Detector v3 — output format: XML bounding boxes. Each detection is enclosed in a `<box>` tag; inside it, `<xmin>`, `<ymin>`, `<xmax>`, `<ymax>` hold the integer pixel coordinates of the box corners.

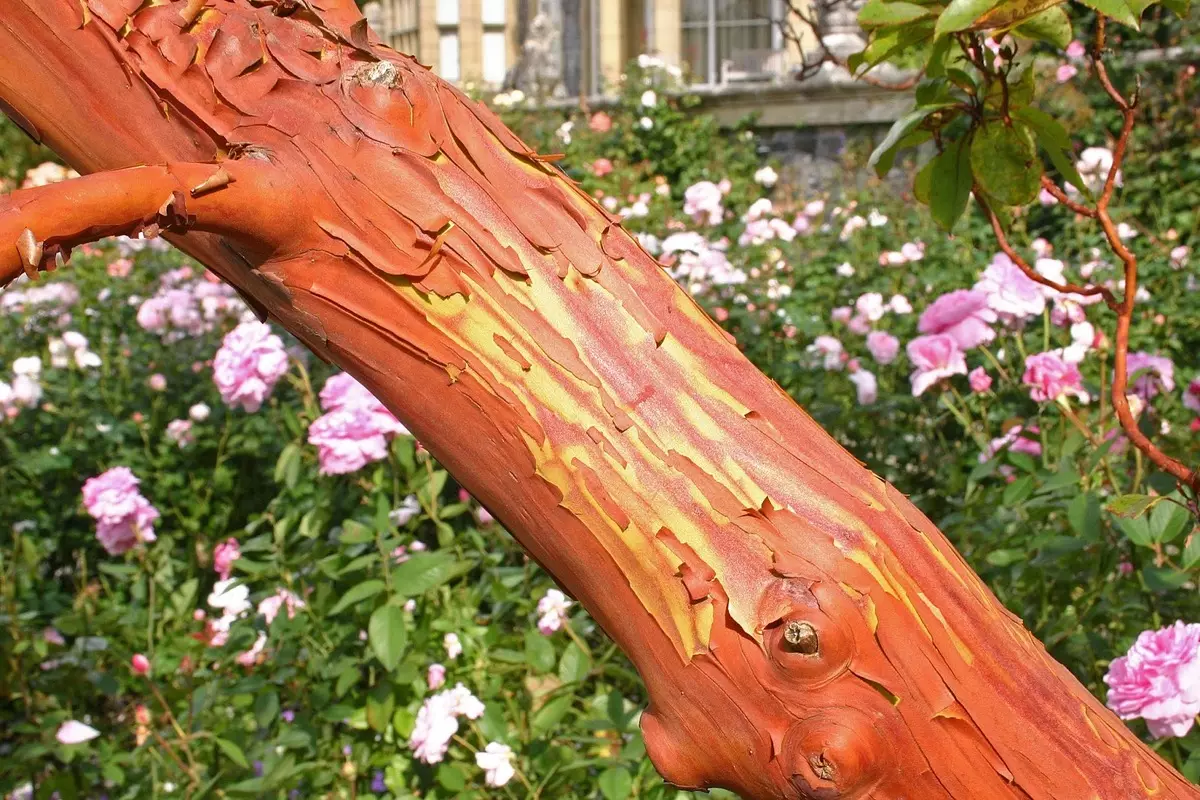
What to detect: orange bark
<box><xmin>0</xmin><ymin>2</ymin><xmax>1195</xmax><ymax>797</ymax></box>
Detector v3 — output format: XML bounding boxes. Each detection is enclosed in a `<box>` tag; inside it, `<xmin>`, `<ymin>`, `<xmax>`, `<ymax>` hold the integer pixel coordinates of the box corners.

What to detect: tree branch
<box><xmin>0</xmin><ymin>162</ymin><xmax>290</xmax><ymax>288</ymax></box>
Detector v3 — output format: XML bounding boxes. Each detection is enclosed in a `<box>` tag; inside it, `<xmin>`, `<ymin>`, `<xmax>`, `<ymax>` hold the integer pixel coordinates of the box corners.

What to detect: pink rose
<box><xmin>82</xmin><ymin>467</ymin><xmax>160</xmax><ymax>555</ymax></box>
<box><xmin>1126</xmin><ymin>352</ymin><xmax>1176</xmax><ymax>400</ymax></box>
<box><xmin>866</xmin><ymin>331</ymin><xmax>899</xmax><ymax>365</ymax></box>
<box><xmin>1056</xmin><ymin>63</ymin><xmax>1078</xmax><ymax>82</ymax></box>
<box><xmin>212</xmin><ymin>322</ymin><xmax>289</xmax><ymax>413</ymax></box>
<box><xmin>907</xmin><ymin>334</ymin><xmax>967</xmax><ymax>397</ymax></box>
<box><xmin>1105</xmin><ymin>622</ymin><xmax>1200</xmax><ymax>738</ymax></box>
<box><xmin>213</xmin><ymin>538</ymin><xmax>241</xmax><ymax>581</ymax></box>
<box><xmin>968</xmin><ymin>367</ymin><xmax>992</xmax><ymax>393</ymax></box>
<box><xmin>1066</xmin><ymin>40</ymin><xmax>1086</xmax><ymax>59</ymax></box>
<box><xmin>591</xmin><ymin>158</ymin><xmax>613</xmax><ymax>177</ymax></box>
<box><xmin>1184</xmin><ymin>377</ymin><xmax>1200</xmax><ymax>413</ymax></box>
<box><xmin>975</xmin><ymin>254</ymin><xmax>1046</xmax><ymax>320</ymax></box>
<box><xmin>107</xmin><ymin>258</ymin><xmax>133</xmax><ymax>278</ymax></box>
<box><xmin>849</xmin><ymin>369</ymin><xmax>878</xmax><ymax>405</ymax></box>
<box><xmin>428</xmin><ymin>663</ymin><xmax>447</xmax><ymax>690</ymax></box>
<box><xmin>131</xmin><ymin>653</ymin><xmax>151</xmax><ymax>675</ymax></box>
<box><xmin>831</xmin><ymin>306</ymin><xmax>853</xmax><ymax>324</ymax></box>
<box><xmin>980</xmin><ymin>424</ymin><xmax>1042</xmax><ymax>461</ymax></box>
<box><xmin>919</xmin><ymin>290</ymin><xmax>997</xmax><ymax>350</ymax></box>
<box><xmin>1022</xmin><ymin>351</ymin><xmax>1088</xmax><ymax>403</ymax></box>
<box><xmin>589</xmin><ymin>112</ymin><xmax>612</xmax><ymax>133</ymax></box>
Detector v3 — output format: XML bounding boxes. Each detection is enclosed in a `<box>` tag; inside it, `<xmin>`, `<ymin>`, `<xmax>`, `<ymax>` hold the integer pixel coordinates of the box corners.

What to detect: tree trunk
<box><xmin>0</xmin><ymin>2</ymin><xmax>1193</xmax><ymax>797</ymax></box>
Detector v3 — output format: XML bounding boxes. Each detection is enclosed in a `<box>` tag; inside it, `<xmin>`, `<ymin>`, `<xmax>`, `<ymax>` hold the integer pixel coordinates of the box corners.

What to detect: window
<box><xmin>681</xmin><ymin>0</ymin><xmax>780</xmax><ymax>85</ymax></box>
<box><xmin>391</xmin><ymin>0</ymin><xmax>419</xmax><ymax>58</ymax></box>
<box><xmin>481</xmin><ymin>0</ymin><xmax>506</xmax><ymax>26</ymax></box>
<box><xmin>481</xmin><ymin>31</ymin><xmax>507</xmax><ymax>86</ymax></box>
<box><xmin>436</xmin><ymin>0</ymin><xmax>459</xmax><ymax>26</ymax></box>
<box><xmin>438</xmin><ymin>32</ymin><xmax>460</xmax><ymax>82</ymax></box>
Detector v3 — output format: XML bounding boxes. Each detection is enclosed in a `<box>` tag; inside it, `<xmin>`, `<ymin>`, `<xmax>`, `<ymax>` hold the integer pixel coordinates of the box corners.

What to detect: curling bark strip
<box><xmin>0</xmin><ymin>1</ymin><xmax>1195</xmax><ymax>797</ymax></box>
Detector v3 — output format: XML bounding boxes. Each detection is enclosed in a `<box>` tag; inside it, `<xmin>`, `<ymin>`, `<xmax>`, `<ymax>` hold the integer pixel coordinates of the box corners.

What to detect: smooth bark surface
<box><xmin>0</xmin><ymin>2</ymin><xmax>1194</xmax><ymax>797</ymax></box>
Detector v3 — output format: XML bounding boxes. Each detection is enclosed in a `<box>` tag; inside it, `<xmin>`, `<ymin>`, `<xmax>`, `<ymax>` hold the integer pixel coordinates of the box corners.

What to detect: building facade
<box><xmin>363</xmin><ymin>0</ymin><xmax>831</xmax><ymax>95</ymax></box>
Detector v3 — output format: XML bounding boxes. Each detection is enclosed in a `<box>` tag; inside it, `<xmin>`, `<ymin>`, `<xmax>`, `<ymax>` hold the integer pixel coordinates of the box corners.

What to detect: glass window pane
<box><xmin>482</xmin><ymin>0</ymin><xmax>506</xmax><ymax>25</ymax></box>
<box><xmin>716</xmin><ymin>0</ymin><xmax>773</xmax><ymax>21</ymax></box>
<box><xmin>437</xmin><ymin>0</ymin><xmax>459</xmax><ymax>25</ymax></box>
<box><xmin>681</xmin><ymin>27</ymin><xmax>709</xmax><ymax>83</ymax></box>
<box><xmin>482</xmin><ymin>31</ymin><xmax>507</xmax><ymax>85</ymax></box>
<box><xmin>716</xmin><ymin>19</ymin><xmax>772</xmax><ymax>70</ymax></box>
<box><xmin>682</xmin><ymin>0</ymin><xmax>710</xmax><ymax>22</ymax></box>
<box><xmin>438</xmin><ymin>32</ymin><xmax>460</xmax><ymax>81</ymax></box>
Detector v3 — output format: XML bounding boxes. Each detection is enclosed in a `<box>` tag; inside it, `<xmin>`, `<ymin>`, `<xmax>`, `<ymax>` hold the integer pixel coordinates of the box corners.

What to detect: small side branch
<box><xmin>0</xmin><ymin>161</ymin><xmax>288</xmax><ymax>288</ymax></box>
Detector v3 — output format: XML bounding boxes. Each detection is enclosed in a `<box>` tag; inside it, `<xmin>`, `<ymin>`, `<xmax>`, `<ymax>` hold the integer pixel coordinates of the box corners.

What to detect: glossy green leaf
<box><xmin>328</xmin><ymin>579</ymin><xmax>385</xmax><ymax>615</ymax></box>
<box><xmin>558</xmin><ymin>642</ymin><xmax>592</xmax><ymax>684</ymax></box>
<box><xmin>859</xmin><ymin>0</ymin><xmax>936</xmax><ymax>27</ymax></box>
<box><xmin>1076</xmin><ymin>0</ymin><xmax>1141</xmax><ymax>27</ymax></box>
<box><xmin>599</xmin><ymin>767</ymin><xmax>634</xmax><ymax>800</ymax></box>
<box><xmin>525</xmin><ymin>629</ymin><xmax>557</xmax><ymax>673</ymax></box>
<box><xmin>1149</xmin><ymin>496</ymin><xmax>1191</xmax><ymax>543</ymax></box>
<box><xmin>368</xmin><ymin>605</ymin><xmax>408</xmax><ymax>671</ymax></box>
<box><xmin>929</xmin><ymin>137</ymin><xmax>973</xmax><ymax>230</ymax></box>
<box><xmin>936</xmin><ymin>0</ymin><xmax>1003</xmax><ymax>36</ymax></box>
<box><xmin>1107</xmin><ymin>494</ymin><xmax>1161</xmax><ymax>519</ymax></box>
<box><xmin>213</xmin><ymin>737</ymin><xmax>249</xmax><ymax>769</ymax></box>
<box><xmin>1067</xmin><ymin>493</ymin><xmax>1102</xmax><ymax>539</ymax></box>
<box><xmin>970</xmin><ymin>122</ymin><xmax>1041</xmax><ymax>205</ymax></box>
<box><xmin>869</xmin><ymin>104</ymin><xmax>954</xmax><ymax>174</ymax></box>
<box><xmin>390</xmin><ymin>552</ymin><xmax>473</xmax><ymax>598</ymax></box>
<box><xmin>1013</xmin><ymin>6</ymin><xmax>1072</xmax><ymax>48</ymax></box>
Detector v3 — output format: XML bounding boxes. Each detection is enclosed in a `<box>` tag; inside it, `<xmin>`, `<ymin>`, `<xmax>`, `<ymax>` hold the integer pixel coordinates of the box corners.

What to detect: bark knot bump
<box><xmin>784</xmin><ymin>620</ymin><xmax>820</xmax><ymax>655</ymax></box>
<box><xmin>352</xmin><ymin>60</ymin><xmax>401</xmax><ymax>88</ymax></box>
<box><xmin>809</xmin><ymin>752</ymin><xmax>836</xmax><ymax>782</ymax></box>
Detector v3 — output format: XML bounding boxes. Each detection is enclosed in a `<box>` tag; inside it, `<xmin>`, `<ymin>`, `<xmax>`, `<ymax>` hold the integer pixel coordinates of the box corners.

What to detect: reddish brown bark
<box><xmin>0</xmin><ymin>2</ymin><xmax>1195</xmax><ymax>797</ymax></box>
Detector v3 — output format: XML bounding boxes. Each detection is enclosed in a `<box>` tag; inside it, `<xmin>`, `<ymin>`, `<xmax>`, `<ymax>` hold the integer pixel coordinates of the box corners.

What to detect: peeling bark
<box><xmin>0</xmin><ymin>2</ymin><xmax>1195</xmax><ymax>797</ymax></box>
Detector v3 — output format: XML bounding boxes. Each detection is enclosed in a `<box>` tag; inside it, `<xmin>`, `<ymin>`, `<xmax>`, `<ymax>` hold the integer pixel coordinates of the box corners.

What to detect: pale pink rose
<box><xmin>855</xmin><ymin>292</ymin><xmax>886</xmax><ymax>322</ymax></box>
<box><xmin>1184</xmin><ymin>377</ymin><xmax>1200</xmax><ymax>413</ymax></box>
<box><xmin>258</xmin><ymin>588</ymin><xmax>305</xmax><ymax>625</ymax></box>
<box><xmin>808</xmin><ymin>335</ymin><xmax>844</xmax><ymax>371</ymax></box>
<box><xmin>1023</xmin><ymin>351</ymin><xmax>1088</xmax><ymax>403</ymax></box>
<box><xmin>476</xmin><ymin>742</ymin><xmax>516</xmax><ymax>787</ymax></box>
<box><xmin>968</xmin><ymin>367</ymin><xmax>992</xmax><ymax>393</ymax></box>
<box><xmin>131</xmin><ymin>653</ymin><xmax>151</xmax><ymax>675</ymax></box>
<box><xmin>444</xmin><ymin>632</ymin><xmax>463</xmax><ymax>660</ymax></box>
<box><xmin>1066</xmin><ymin>40</ymin><xmax>1086</xmax><ymax>58</ymax></box>
<box><xmin>212</xmin><ymin>538</ymin><xmax>241</xmax><ymax>581</ymax></box>
<box><xmin>1056</xmin><ymin>63</ymin><xmax>1077</xmax><ymax>82</ymax></box>
<box><xmin>1039</xmin><ymin>187</ymin><xmax>1059</xmax><ymax>206</ymax></box>
<box><xmin>918</xmin><ymin>290</ymin><xmax>997</xmax><ymax>350</ymax></box>
<box><xmin>56</xmin><ymin>720</ymin><xmax>100</xmax><ymax>745</ymax></box>
<box><xmin>165</xmin><ymin>419</ymin><xmax>194</xmax><ymax>447</ymax></box>
<box><xmin>1106</xmin><ymin>622</ymin><xmax>1200</xmax><ymax>738</ymax></box>
<box><xmin>974</xmin><ymin>254</ymin><xmax>1046</xmax><ymax>320</ymax></box>
<box><xmin>212</xmin><ymin>322</ymin><xmax>289</xmax><ymax>413</ymax></box>
<box><xmin>235</xmin><ymin>632</ymin><xmax>267</xmax><ymax>667</ymax></box>
<box><xmin>308</xmin><ymin>405</ymin><xmax>408</xmax><ymax>475</ymax></box>
<box><xmin>591</xmin><ymin>158</ymin><xmax>613</xmax><ymax>177</ymax></box>
<box><xmin>82</xmin><ymin>467</ymin><xmax>160</xmax><ymax>555</ymax></box>
<box><xmin>589</xmin><ymin>111</ymin><xmax>612</xmax><ymax>132</ymax></box>
<box><xmin>107</xmin><ymin>258</ymin><xmax>133</xmax><ymax>278</ymax></box>
<box><xmin>428</xmin><ymin>663</ymin><xmax>447</xmax><ymax>690</ymax></box>
<box><xmin>1126</xmin><ymin>352</ymin><xmax>1176</xmax><ymax>399</ymax></box>
<box><xmin>849</xmin><ymin>369</ymin><xmax>878</xmax><ymax>405</ymax></box>
<box><xmin>683</xmin><ymin>181</ymin><xmax>725</xmax><ymax>226</ymax></box>
<box><xmin>537</xmin><ymin>589</ymin><xmax>573</xmax><ymax>635</ymax></box>
<box><xmin>980</xmin><ymin>424</ymin><xmax>1042</xmax><ymax>461</ymax></box>
<box><xmin>907</xmin><ymin>334</ymin><xmax>967</xmax><ymax>397</ymax></box>
<box><xmin>476</xmin><ymin>506</ymin><xmax>495</xmax><ymax>525</ymax></box>
<box><xmin>831</xmin><ymin>306</ymin><xmax>853</xmax><ymax>324</ymax></box>
<box><xmin>889</xmin><ymin>295</ymin><xmax>912</xmax><ymax>314</ymax></box>
<box><xmin>43</xmin><ymin>627</ymin><xmax>65</xmax><ymax>646</ymax></box>
<box><xmin>866</xmin><ymin>331</ymin><xmax>899</xmax><ymax>365</ymax></box>
<box><xmin>1170</xmin><ymin>246</ymin><xmax>1189</xmax><ymax>269</ymax></box>
<box><xmin>147</xmin><ymin>373</ymin><xmax>167</xmax><ymax>392</ymax></box>
<box><xmin>847</xmin><ymin>315</ymin><xmax>872</xmax><ymax>336</ymax></box>
<box><xmin>409</xmin><ymin>683</ymin><xmax>485</xmax><ymax>764</ymax></box>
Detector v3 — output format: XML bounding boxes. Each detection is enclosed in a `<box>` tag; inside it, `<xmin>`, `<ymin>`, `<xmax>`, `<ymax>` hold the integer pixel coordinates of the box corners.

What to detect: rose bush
<box><xmin>2</xmin><ymin>33</ymin><xmax>1200</xmax><ymax>797</ymax></box>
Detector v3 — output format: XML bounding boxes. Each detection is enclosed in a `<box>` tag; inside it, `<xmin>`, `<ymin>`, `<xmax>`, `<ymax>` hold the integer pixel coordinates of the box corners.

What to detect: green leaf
<box><xmin>869</xmin><ymin>104</ymin><xmax>954</xmax><ymax>175</ymax></box>
<box><xmin>531</xmin><ymin>694</ymin><xmax>573</xmax><ymax>733</ymax></box>
<box><xmin>390</xmin><ymin>552</ymin><xmax>474</xmax><ymax>598</ymax></box>
<box><xmin>436</xmin><ymin>764</ymin><xmax>466</xmax><ymax>792</ymax></box>
<box><xmin>913</xmin><ymin>157</ymin><xmax>936</xmax><ymax>205</ymax></box>
<box><xmin>254</xmin><ymin>691</ymin><xmax>279</xmax><ymax>729</ymax></box>
<box><xmin>1143</xmin><ymin>566</ymin><xmax>1189</xmax><ymax>591</ymax></box>
<box><xmin>972</xmin><ymin>0</ymin><xmax>1066</xmax><ymax>28</ymax></box>
<box><xmin>936</xmin><ymin>0</ymin><xmax>1003</xmax><ymax>36</ymax></box>
<box><xmin>970</xmin><ymin>122</ymin><xmax>1041</xmax><ymax>206</ymax></box>
<box><xmin>1149</xmin><ymin>496</ymin><xmax>1191</xmax><ymax>543</ymax></box>
<box><xmin>366</xmin><ymin>683</ymin><xmax>394</xmax><ymax>733</ymax></box>
<box><xmin>1183</xmin><ymin>532</ymin><xmax>1200</xmax><ymax>569</ymax></box>
<box><xmin>368</xmin><ymin>605</ymin><xmax>408</xmax><ymax>671</ymax></box>
<box><xmin>1076</xmin><ymin>0</ymin><xmax>1141</xmax><ymax>27</ymax></box>
<box><xmin>1068</xmin><ymin>493</ymin><xmax>1101</xmax><ymax>539</ymax></box>
<box><xmin>598</xmin><ymin>766</ymin><xmax>634</xmax><ymax>800</ymax></box>
<box><xmin>214</xmin><ymin>737</ymin><xmax>249</xmax><ymax>769</ymax></box>
<box><xmin>1013</xmin><ymin>6</ymin><xmax>1072</xmax><ymax>47</ymax></box>
<box><xmin>1106</xmin><ymin>494</ymin><xmax>1161</xmax><ymax>519</ymax></box>
<box><xmin>929</xmin><ymin>138</ymin><xmax>973</xmax><ymax>230</ymax></box>
<box><xmin>985</xmin><ymin>548</ymin><xmax>1025</xmax><ymax>566</ymax></box>
<box><xmin>1117</xmin><ymin>516</ymin><xmax>1155</xmax><ymax>547</ymax></box>
<box><xmin>1002</xmin><ymin>474</ymin><xmax>1035</xmax><ymax>505</ymax></box>
<box><xmin>525</xmin><ymin>630</ymin><xmax>557</xmax><ymax>673</ymax></box>
<box><xmin>1160</xmin><ymin>0</ymin><xmax>1190</xmax><ymax>15</ymax></box>
<box><xmin>859</xmin><ymin>0</ymin><xmax>936</xmax><ymax>26</ymax></box>
<box><xmin>558</xmin><ymin>642</ymin><xmax>592</xmax><ymax>684</ymax></box>
<box><xmin>328</xmin><ymin>579</ymin><xmax>386</xmax><ymax>616</ymax></box>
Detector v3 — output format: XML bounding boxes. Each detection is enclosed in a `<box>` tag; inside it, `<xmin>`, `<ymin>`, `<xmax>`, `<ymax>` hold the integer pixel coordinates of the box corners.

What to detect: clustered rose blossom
<box><xmin>808</xmin><ymin>335</ymin><xmax>845</xmax><ymax>371</ymax></box>
<box><xmin>866</xmin><ymin>331</ymin><xmax>899</xmax><ymax>365</ymax></box>
<box><xmin>1105</xmin><ymin>622</ymin><xmax>1200</xmax><ymax>738</ymax></box>
<box><xmin>682</xmin><ymin>181</ymin><xmax>725</xmax><ymax>226</ymax></box>
<box><xmin>848</xmin><ymin>369</ymin><xmax>878</xmax><ymax>405</ymax></box>
<box><xmin>661</xmin><ymin>233</ymin><xmax>744</xmax><ymax>291</ymax></box>
<box><xmin>212</xmin><ymin>321</ymin><xmax>290</xmax><ymax>412</ymax></box>
<box><xmin>81</xmin><ymin>467</ymin><xmax>160</xmax><ymax>555</ymax></box>
<box><xmin>409</xmin><ymin>683</ymin><xmax>486</xmax><ymax>764</ymax></box>
<box><xmin>907</xmin><ymin>334</ymin><xmax>967</xmax><ymax>396</ymax></box>
<box><xmin>0</xmin><ymin>278</ymin><xmax>79</xmax><ymax>318</ymax></box>
<box><xmin>0</xmin><ymin>356</ymin><xmax>43</xmax><ymax>419</ymax></box>
<box><xmin>137</xmin><ymin>267</ymin><xmax>247</xmax><ymax>341</ymax></box>
<box><xmin>212</xmin><ymin>538</ymin><xmax>241</xmax><ymax>581</ymax></box>
<box><xmin>918</xmin><ymin>290</ymin><xmax>997</xmax><ymax>350</ymax></box>
<box><xmin>259</xmin><ymin>587</ymin><xmax>305</xmax><ymax>625</ymax></box>
<box><xmin>307</xmin><ymin>372</ymin><xmax>410</xmax><ymax>475</ymax></box>
<box><xmin>1125</xmin><ymin>352</ymin><xmax>1176</xmax><ymax>400</ymax></box>
<box><xmin>1022</xmin><ymin>352</ymin><xmax>1088</xmax><ymax>403</ymax></box>
<box><xmin>974</xmin><ymin>254</ymin><xmax>1045</xmax><ymax>320</ymax></box>
<box><xmin>536</xmin><ymin>589</ymin><xmax>573</xmax><ymax>635</ymax></box>
<box><xmin>476</xmin><ymin>742</ymin><xmax>516</xmax><ymax>787</ymax></box>
<box><xmin>968</xmin><ymin>367</ymin><xmax>992</xmax><ymax>393</ymax></box>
